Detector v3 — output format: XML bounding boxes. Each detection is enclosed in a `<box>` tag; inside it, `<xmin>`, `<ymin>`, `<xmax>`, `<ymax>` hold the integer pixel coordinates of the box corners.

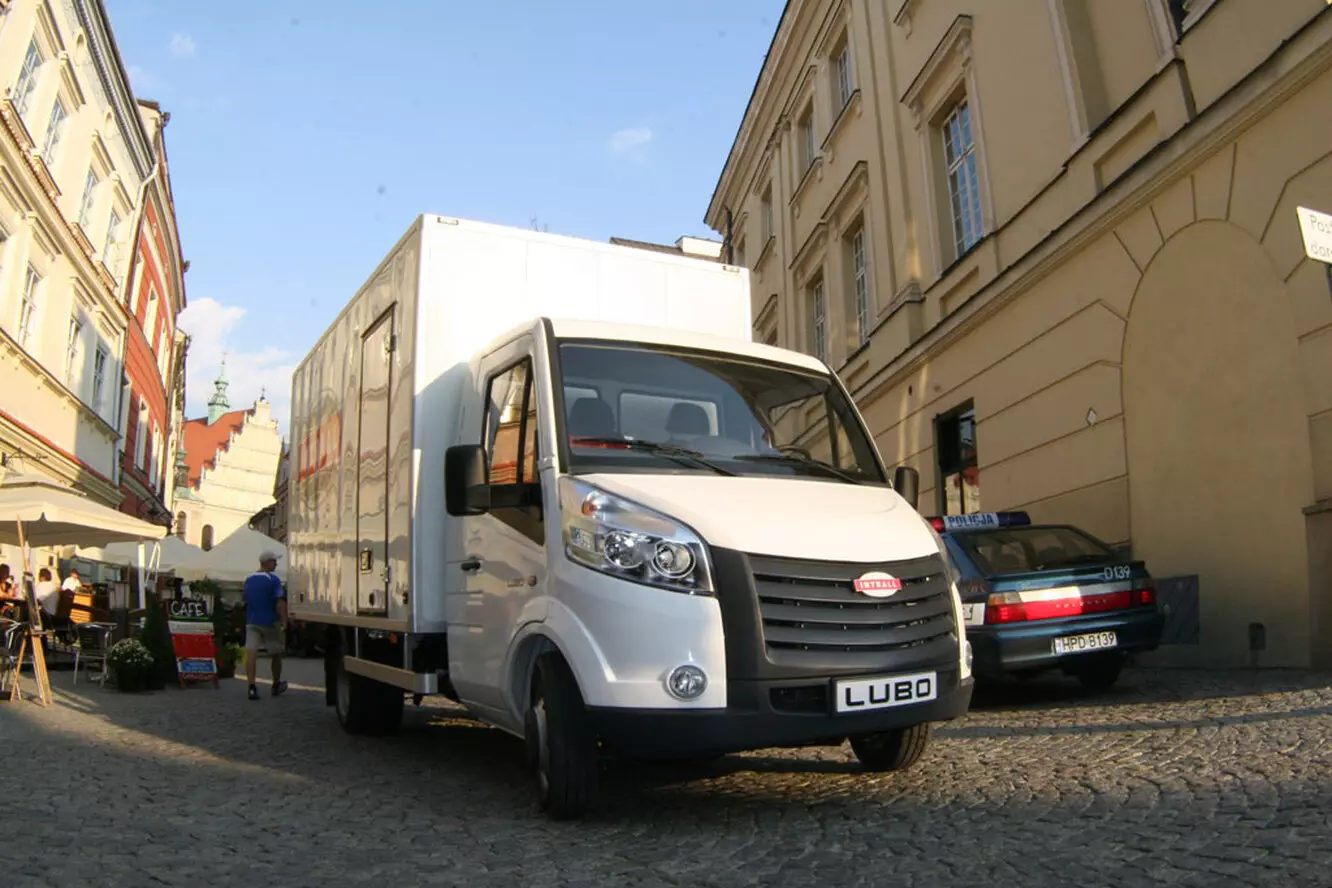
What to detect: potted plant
<box><xmin>216</xmin><ymin>642</ymin><xmax>243</xmax><ymax>679</ymax></box>
<box><xmin>106</xmin><ymin>638</ymin><xmax>155</xmax><ymax>693</ymax></box>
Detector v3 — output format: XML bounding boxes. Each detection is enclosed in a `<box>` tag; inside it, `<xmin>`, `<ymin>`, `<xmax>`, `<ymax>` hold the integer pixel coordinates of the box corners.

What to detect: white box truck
<box><xmin>287</xmin><ymin>214</ymin><xmax>974</xmax><ymax>819</ymax></box>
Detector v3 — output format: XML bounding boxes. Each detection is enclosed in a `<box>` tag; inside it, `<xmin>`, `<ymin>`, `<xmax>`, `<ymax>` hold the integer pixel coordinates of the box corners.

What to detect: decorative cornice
<box><xmin>70</xmin><ymin>0</ymin><xmax>152</xmax><ymax>178</ymax></box>
<box><xmin>894</xmin><ymin>0</ymin><xmax>922</xmax><ymax>30</ymax></box>
<box><xmin>901</xmin><ymin>15</ymin><xmax>974</xmax><ymax>119</ymax></box>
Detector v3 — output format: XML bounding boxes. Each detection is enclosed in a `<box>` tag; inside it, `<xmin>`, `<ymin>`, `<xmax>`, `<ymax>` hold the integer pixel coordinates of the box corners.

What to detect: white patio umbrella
<box><xmin>0</xmin><ymin>472</ymin><xmax>168</xmax><ymax>549</ymax></box>
<box><xmin>82</xmin><ymin>533</ymin><xmax>205</xmax><ymax>571</ymax></box>
<box><xmin>175</xmin><ymin>525</ymin><xmax>286</xmax><ymax>583</ymax></box>
<box><xmin>0</xmin><ymin>469</ymin><xmax>166</xmax><ymax>706</ymax></box>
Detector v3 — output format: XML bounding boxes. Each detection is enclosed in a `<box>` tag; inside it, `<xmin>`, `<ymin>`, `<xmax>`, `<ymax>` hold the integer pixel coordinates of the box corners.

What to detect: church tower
<box><xmin>206</xmin><ymin>356</ymin><xmax>231</xmax><ymax>425</ymax></box>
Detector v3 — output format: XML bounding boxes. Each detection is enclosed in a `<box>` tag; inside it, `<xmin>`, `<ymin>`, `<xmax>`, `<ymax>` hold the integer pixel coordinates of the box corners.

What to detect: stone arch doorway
<box><xmin>1123</xmin><ymin>221</ymin><xmax>1313</xmax><ymax>667</ymax></box>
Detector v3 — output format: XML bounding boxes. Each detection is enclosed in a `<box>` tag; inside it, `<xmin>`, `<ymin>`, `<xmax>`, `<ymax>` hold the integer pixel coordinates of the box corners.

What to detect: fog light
<box><xmin>666</xmin><ymin>665</ymin><xmax>707</xmax><ymax>700</ymax></box>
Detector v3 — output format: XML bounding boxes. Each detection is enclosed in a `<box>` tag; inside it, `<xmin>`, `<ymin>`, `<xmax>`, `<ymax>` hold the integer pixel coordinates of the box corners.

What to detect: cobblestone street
<box><xmin>1</xmin><ymin>658</ymin><xmax>1330</xmax><ymax>887</ymax></box>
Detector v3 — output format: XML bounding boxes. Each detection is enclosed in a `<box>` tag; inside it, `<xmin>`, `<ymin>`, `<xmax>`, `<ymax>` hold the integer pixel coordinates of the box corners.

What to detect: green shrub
<box><xmin>138</xmin><ymin>594</ymin><xmax>177</xmax><ymax>688</ymax></box>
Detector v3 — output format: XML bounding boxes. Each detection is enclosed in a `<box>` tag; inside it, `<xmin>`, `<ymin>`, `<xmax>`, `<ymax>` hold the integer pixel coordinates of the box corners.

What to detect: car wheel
<box><xmin>1075</xmin><ymin>652</ymin><xmax>1124</xmax><ymax>691</ymax></box>
<box><xmin>849</xmin><ymin>722</ymin><xmax>932</xmax><ymax>772</ymax></box>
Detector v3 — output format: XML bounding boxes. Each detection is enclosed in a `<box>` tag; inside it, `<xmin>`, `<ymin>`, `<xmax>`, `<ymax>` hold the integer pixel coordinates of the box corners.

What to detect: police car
<box><xmin>931</xmin><ymin>511</ymin><xmax>1164</xmax><ymax>690</ymax></box>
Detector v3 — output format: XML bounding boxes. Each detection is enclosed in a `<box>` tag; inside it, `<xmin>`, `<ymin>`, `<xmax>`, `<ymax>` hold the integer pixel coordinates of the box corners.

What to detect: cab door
<box><xmin>453</xmin><ymin>336</ymin><xmax>549</xmax><ymax>714</ymax></box>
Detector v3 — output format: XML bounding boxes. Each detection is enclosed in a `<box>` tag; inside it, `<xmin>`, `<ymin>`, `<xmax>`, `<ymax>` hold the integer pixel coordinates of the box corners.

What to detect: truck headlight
<box><xmin>559</xmin><ymin>477</ymin><xmax>714</xmax><ymax>595</ymax></box>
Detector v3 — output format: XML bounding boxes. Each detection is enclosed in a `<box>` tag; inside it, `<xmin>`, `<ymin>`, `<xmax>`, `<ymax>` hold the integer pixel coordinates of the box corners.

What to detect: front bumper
<box><xmin>968</xmin><ymin>607</ymin><xmax>1165</xmax><ymax>678</ymax></box>
<box><xmin>589</xmin><ymin>670</ymin><xmax>974</xmax><ymax>760</ymax></box>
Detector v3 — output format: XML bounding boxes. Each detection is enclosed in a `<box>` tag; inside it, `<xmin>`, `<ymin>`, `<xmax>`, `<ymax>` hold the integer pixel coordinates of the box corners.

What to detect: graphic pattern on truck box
<box><xmin>287</xmin><ymin>223</ymin><xmax>420</xmax><ymax>628</ymax></box>
<box><xmin>356</xmin><ymin>306</ymin><xmax>395</xmax><ymax>614</ymax></box>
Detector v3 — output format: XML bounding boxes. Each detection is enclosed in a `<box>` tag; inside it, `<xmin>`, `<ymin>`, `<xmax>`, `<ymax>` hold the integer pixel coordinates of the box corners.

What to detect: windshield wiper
<box><xmin>732</xmin><ymin>452</ymin><xmax>864</xmax><ymax>484</ymax></box>
<box><xmin>569</xmin><ymin>437</ymin><xmax>736</xmax><ymax>477</ymax></box>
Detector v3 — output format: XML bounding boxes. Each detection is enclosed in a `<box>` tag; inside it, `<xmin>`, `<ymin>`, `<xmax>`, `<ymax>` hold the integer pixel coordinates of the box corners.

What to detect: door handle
<box><xmin>460</xmin><ymin>557</ymin><xmax>482</xmax><ymax>573</ymax></box>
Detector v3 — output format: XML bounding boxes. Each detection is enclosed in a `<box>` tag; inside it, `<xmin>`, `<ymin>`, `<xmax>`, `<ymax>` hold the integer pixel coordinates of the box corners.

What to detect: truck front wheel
<box><xmin>849</xmin><ymin>722</ymin><xmax>932</xmax><ymax>772</ymax></box>
<box><xmin>334</xmin><ymin>654</ymin><xmax>405</xmax><ymax>737</ymax></box>
<box><xmin>525</xmin><ymin>652</ymin><xmax>599</xmax><ymax>820</ymax></box>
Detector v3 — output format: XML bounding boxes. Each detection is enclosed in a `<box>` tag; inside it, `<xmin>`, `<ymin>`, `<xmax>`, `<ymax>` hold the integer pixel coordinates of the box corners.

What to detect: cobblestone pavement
<box><xmin>1</xmin><ymin>657</ymin><xmax>1330</xmax><ymax>888</ymax></box>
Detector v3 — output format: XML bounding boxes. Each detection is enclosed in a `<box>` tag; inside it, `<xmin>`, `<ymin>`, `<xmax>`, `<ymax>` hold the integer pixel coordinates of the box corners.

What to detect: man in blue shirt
<box><xmin>243</xmin><ymin>550</ymin><xmax>288</xmax><ymax>701</ymax></box>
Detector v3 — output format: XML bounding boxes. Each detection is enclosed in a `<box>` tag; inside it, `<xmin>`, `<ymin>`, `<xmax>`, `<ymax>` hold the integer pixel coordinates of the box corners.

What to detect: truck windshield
<box><xmin>555</xmin><ymin>340</ymin><xmax>886</xmax><ymax>485</ymax></box>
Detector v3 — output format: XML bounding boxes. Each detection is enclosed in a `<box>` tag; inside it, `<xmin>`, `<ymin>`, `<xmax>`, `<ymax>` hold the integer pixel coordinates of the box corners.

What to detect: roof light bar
<box><xmin>928</xmin><ymin>512</ymin><xmax>1031</xmax><ymax>532</ymax></box>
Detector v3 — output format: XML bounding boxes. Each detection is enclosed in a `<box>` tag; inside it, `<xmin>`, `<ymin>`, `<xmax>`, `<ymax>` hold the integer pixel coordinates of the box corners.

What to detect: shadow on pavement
<box><xmin>3</xmin><ymin>654</ymin><xmax>1331</xmax><ymax>887</ymax></box>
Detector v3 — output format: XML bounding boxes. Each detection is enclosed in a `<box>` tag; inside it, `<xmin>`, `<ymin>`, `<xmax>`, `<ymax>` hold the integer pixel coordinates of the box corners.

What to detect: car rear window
<box><xmin>956</xmin><ymin>526</ymin><xmax>1116</xmax><ymax>576</ymax></box>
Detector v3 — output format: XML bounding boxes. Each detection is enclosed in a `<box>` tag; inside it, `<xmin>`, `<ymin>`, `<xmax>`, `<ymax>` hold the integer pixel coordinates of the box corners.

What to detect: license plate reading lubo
<box><xmin>1052</xmin><ymin>631</ymin><xmax>1117</xmax><ymax>655</ymax></box>
<box><xmin>835</xmin><ymin>671</ymin><xmax>938</xmax><ymax>713</ymax></box>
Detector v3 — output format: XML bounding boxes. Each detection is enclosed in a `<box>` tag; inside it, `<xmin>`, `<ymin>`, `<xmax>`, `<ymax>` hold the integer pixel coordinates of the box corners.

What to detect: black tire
<box><xmin>333</xmin><ymin>654</ymin><xmax>404</xmax><ymax>736</ymax></box>
<box><xmin>849</xmin><ymin>723</ymin><xmax>932</xmax><ymax>772</ymax></box>
<box><xmin>526</xmin><ymin>652</ymin><xmax>599</xmax><ymax>820</ymax></box>
<box><xmin>1075</xmin><ymin>653</ymin><xmax>1123</xmax><ymax>691</ymax></box>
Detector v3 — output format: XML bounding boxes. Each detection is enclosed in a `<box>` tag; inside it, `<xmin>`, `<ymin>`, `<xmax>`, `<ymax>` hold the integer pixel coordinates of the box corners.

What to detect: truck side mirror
<box><xmin>445</xmin><ymin>444</ymin><xmax>490</xmax><ymax>516</ymax></box>
<box><xmin>893</xmin><ymin>466</ymin><xmax>920</xmax><ymax>510</ymax></box>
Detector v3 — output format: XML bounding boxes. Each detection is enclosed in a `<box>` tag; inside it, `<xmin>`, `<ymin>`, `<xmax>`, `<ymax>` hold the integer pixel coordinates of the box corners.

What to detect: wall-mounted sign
<box><xmin>1297</xmin><ymin>206</ymin><xmax>1332</xmax><ymax>264</ymax></box>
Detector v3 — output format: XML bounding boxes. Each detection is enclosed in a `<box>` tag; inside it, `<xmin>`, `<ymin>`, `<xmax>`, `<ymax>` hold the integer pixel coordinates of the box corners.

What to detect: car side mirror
<box><xmin>893</xmin><ymin>466</ymin><xmax>920</xmax><ymax>510</ymax></box>
<box><xmin>445</xmin><ymin>444</ymin><xmax>490</xmax><ymax>516</ymax></box>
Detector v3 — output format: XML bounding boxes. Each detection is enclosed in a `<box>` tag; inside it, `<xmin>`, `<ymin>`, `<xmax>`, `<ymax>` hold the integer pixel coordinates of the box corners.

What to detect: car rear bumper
<box><xmin>588</xmin><ymin>671</ymin><xmax>974</xmax><ymax>760</ymax></box>
<box><xmin>968</xmin><ymin>608</ymin><xmax>1165</xmax><ymax>678</ymax></box>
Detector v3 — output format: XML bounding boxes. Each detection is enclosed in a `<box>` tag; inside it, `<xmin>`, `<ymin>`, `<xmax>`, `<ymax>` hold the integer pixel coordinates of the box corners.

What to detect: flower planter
<box><xmin>105</xmin><ymin>638</ymin><xmax>155</xmax><ymax>693</ymax></box>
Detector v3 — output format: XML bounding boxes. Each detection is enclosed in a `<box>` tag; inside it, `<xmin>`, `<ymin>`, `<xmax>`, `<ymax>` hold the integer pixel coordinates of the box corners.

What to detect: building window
<box><xmin>134</xmin><ymin>406</ymin><xmax>147</xmax><ymax>470</ymax></box>
<box><xmin>201</xmin><ymin>524</ymin><xmax>214</xmax><ymax>551</ymax></box>
<box><xmin>936</xmin><ymin>403</ymin><xmax>979</xmax><ymax>516</ymax></box>
<box><xmin>13</xmin><ymin>39</ymin><xmax>42</xmax><ymax>118</ymax></box>
<box><xmin>942</xmin><ymin>99</ymin><xmax>985</xmax><ymax>256</ymax></box>
<box><xmin>1167</xmin><ymin>0</ymin><xmax>1193</xmax><ymax>33</ymax></box>
<box><xmin>175</xmin><ymin>511</ymin><xmax>187</xmax><ymax>540</ymax></box>
<box><xmin>835</xmin><ymin>41</ymin><xmax>854</xmax><ymax>108</ymax></box>
<box><xmin>103</xmin><ymin>209</ymin><xmax>121</xmax><ymax>264</ymax></box>
<box><xmin>64</xmin><ymin>314</ymin><xmax>83</xmax><ymax>386</ymax></box>
<box><xmin>144</xmin><ymin>285</ymin><xmax>159</xmax><ymax>341</ymax></box>
<box><xmin>149</xmin><ymin>422</ymin><xmax>161</xmax><ymax>488</ymax></box>
<box><xmin>850</xmin><ymin>226</ymin><xmax>870</xmax><ymax>345</ymax></box>
<box><xmin>17</xmin><ymin>265</ymin><xmax>39</xmax><ymax>349</ymax></box>
<box><xmin>808</xmin><ymin>275</ymin><xmax>827</xmax><ymax>363</ymax></box>
<box><xmin>799</xmin><ymin>104</ymin><xmax>816</xmax><ymax>171</ymax></box>
<box><xmin>761</xmin><ymin>185</ymin><xmax>774</xmax><ymax>240</ymax></box>
<box><xmin>92</xmin><ymin>343</ymin><xmax>109</xmax><ymax>413</ymax></box>
<box><xmin>40</xmin><ymin>97</ymin><xmax>65</xmax><ymax>166</ymax></box>
<box><xmin>77</xmin><ymin>168</ymin><xmax>99</xmax><ymax>229</ymax></box>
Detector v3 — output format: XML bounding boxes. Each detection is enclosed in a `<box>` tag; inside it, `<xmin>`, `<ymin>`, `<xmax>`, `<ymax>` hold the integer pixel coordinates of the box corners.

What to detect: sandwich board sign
<box><xmin>167</xmin><ymin>597</ymin><xmax>219</xmax><ymax>689</ymax></box>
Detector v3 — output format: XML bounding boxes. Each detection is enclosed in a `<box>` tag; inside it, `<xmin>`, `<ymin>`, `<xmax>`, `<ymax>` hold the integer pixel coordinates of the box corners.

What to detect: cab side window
<box><xmin>480</xmin><ymin>357</ymin><xmax>544</xmax><ymax>543</ymax></box>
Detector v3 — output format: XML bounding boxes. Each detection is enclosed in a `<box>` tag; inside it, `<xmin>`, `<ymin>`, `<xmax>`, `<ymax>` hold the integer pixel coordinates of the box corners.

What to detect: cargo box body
<box><xmin>286</xmin><ymin>215</ymin><xmax>751</xmax><ymax>634</ymax></box>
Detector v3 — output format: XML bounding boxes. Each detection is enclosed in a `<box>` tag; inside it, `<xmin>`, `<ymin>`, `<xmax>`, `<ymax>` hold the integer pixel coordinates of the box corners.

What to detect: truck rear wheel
<box><xmin>334</xmin><ymin>654</ymin><xmax>405</xmax><ymax>737</ymax></box>
<box><xmin>525</xmin><ymin>652</ymin><xmax>598</xmax><ymax>820</ymax></box>
<box><xmin>850</xmin><ymin>722</ymin><xmax>932</xmax><ymax>772</ymax></box>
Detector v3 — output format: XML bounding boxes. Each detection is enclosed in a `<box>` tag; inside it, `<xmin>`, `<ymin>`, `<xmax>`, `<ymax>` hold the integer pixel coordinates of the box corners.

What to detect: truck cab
<box><xmin>437</xmin><ymin>317</ymin><xmax>974</xmax><ymax>816</ymax></box>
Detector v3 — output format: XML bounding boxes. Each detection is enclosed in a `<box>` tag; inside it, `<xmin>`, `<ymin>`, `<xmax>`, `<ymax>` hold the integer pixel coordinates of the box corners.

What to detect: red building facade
<box><xmin>115</xmin><ymin>101</ymin><xmax>186</xmax><ymax>528</ymax></box>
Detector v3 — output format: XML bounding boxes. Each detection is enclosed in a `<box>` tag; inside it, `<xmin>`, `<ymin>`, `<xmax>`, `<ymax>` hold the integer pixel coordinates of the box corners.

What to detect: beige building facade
<box><xmin>707</xmin><ymin>0</ymin><xmax>1332</xmax><ymax>669</ymax></box>
<box><xmin>0</xmin><ymin>0</ymin><xmax>170</xmax><ymax>578</ymax></box>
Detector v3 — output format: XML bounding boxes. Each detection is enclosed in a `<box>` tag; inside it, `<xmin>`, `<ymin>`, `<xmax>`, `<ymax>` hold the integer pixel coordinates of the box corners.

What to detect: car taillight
<box><xmin>985</xmin><ymin>589</ymin><xmax>1138</xmax><ymax>624</ymax></box>
<box><xmin>1131</xmin><ymin>586</ymin><xmax>1155</xmax><ymax>606</ymax></box>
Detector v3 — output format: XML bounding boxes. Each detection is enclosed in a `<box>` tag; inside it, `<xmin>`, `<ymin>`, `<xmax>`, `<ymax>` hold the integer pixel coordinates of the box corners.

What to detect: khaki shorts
<box><xmin>246</xmin><ymin>624</ymin><xmax>284</xmax><ymax>657</ymax></box>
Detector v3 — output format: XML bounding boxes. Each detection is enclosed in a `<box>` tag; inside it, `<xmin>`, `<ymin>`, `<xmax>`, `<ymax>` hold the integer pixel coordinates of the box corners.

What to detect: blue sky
<box><xmin>103</xmin><ymin>0</ymin><xmax>783</xmax><ymax>437</ymax></box>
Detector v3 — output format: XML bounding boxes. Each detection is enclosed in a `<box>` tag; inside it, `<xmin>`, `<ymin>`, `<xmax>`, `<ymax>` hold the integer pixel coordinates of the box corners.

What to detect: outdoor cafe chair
<box><xmin>72</xmin><ymin>622</ymin><xmax>116</xmax><ymax>686</ymax></box>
